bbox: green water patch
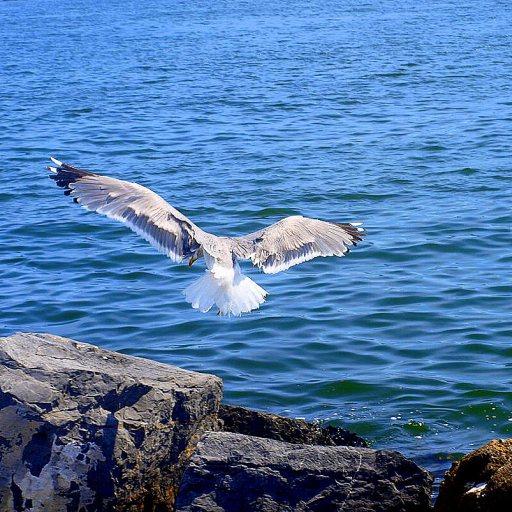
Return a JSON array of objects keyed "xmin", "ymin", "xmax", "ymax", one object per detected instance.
[
  {"xmin": 315, "ymin": 379, "xmax": 390, "ymax": 399},
  {"xmin": 402, "ymin": 420, "xmax": 430, "ymax": 436}
]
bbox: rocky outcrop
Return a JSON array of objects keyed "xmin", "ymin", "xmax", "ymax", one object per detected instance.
[
  {"xmin": 0, "ymin": 333, "xmax": 222, "ymax": 512},
  {"xmin": 435, "ymin": 438, "xmax": 512, "ymax": 512},
  {"xmin": 219, "ymin": 404, "xmax": 367, "ymax": 447},
  {"xmin": 0, "ymin": 332, "xmax": 435, "ymax": 512},
  {"xmin": 175, "ymin": 431, "xmax": 433, "ymax": 512}
]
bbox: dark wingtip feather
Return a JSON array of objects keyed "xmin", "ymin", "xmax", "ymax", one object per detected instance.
[
  {"xmin": 335, "ymin": 222, "xmax": 365, "ymax": 244},
  {"xmin": 47, "ymin": 157, "xmax": 95, "ymax": 194}
]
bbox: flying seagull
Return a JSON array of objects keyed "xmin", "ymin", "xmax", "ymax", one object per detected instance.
[{"xmin": 47, "ymin": 157, "xmax": 365, "ymax": 316}]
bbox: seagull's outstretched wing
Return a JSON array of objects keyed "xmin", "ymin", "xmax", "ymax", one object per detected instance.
[
  {"xmin": 235, "ymin": 215, "xmax": 364, "ymax": 274},
  {"xmin": 47, "ymin": 157, "xmax": 203, "ymax": 262}
]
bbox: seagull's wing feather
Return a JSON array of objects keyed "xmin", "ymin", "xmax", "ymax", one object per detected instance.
[
  {"xmin": 47, "ymin": 157, "xmax": 203, "ymax": 262},
  {"xmin": 236, "ymin": 215, "xmax": 364, "ymax": 274}
]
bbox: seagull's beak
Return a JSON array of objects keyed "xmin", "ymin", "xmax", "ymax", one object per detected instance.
[{"xmin": 188, "ymin": 254, "xmax": 198, "ymax": 267}]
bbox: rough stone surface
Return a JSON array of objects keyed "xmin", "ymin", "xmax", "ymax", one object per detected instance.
[
  {"xmin": 176, "ymin": 431, "xmax": 433, "ymax": 512},
  {"xmin": 435, "ymin": 438, "xmax": 512, "ymax": 512},
  {"xmin": 219, "ymin": 404, "xmax": 367, "ymax": 447},
  {"xmin": 0, "ymin": 332, "xmax": 222, "ymax": 512}
]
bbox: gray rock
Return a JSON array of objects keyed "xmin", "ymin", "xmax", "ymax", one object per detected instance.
[
  {"xmin": 219, "ymin": 404, "xmax": 367, "ymax": 447},
  {"xmin": 176, "ymin": 431, "xmax": 433, "ymax": 512},
  {"xmin": 0, "ymin": 332, "xmax": 222, "ymax": 512}
]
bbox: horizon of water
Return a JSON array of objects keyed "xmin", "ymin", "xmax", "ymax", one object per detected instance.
[{"xmin": 1, "ymin": 0, "xmax": 512, "ymax": 485}]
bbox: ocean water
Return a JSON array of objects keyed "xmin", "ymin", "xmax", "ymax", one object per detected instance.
[{"xmin": 1, "ymin": 0, "xmax": 511, "ymax": 485}]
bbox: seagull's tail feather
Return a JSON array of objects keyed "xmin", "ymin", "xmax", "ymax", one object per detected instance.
[{"xmin": 183, "ymin": 266, "xmax": 267, "ymax": 316}]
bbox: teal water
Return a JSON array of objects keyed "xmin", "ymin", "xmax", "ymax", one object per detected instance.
[{"xmin": 1, "ymin": 0, "xmax": 512, "ymax": 485}]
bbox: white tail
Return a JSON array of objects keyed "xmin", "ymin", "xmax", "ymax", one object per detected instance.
[{"xmin": 183, "ymin": 264, "xmax": 267, "ymax": 316}]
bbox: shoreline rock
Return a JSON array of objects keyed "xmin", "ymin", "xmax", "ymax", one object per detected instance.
[
  {"xmin": 0, "ymin": 332, "xmax": 435, "ymax": 511},
  {"xmin": 219, "ymin": 403, "xmax": 367, "ymax": 447},
  {"xmin": 176, "ymin": 431, "xmax": 433, "ymax": 512},
  {"xmin": 0, "ymin": 333, "xmax": 222, "ymax": 511},
  {"xmin": 435, "ymin": 438, "xmax": 512, "ymax": 512}
]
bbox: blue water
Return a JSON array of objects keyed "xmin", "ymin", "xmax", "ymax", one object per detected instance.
[{"xmin": 1, "ymin": 0, "xmax": 512, "ymax": 485}]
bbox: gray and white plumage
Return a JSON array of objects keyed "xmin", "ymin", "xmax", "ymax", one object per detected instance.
[{"xmin": 47, "ymin": 157, "xmax": 365, "ymax": 315}]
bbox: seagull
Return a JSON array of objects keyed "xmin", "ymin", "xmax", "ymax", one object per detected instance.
[{"xmin": 47, "ymin": 157, "xmax": 365, "ymax": 316}]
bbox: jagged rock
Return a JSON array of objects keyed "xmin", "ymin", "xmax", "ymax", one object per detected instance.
[
  {"xmin": 175, "ymin": 431, "xmax": 433, "ymax": 512},
  {"xmin": 0, "ymin": 332, "xmax": 222, "ymax": 512},
  {"xmin": 435, "ymin": 438, "xmax": 512, "ymax": 512},
  {"xmin": 219, "ymin": 404, "xmax": 367, "ymax": 447}
]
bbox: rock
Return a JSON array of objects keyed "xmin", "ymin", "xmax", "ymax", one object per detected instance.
[
  {"xmin": 219, "ymin": 404, "xmax": 367, "ymax": 447},
  {"xmin": 435, "ymin": 438, "xmax": 512, "ymax": 512},
  {"xmin": 175, "ymin": 431, "xmax": 433, "ymax": 512},
  {"xmin": 0, "ymin": 332, "xmax": 222, "ymax": 512}
]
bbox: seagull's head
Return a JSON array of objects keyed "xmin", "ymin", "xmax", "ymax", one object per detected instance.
[{"xmin": 188, "ymin": 247, "xmax": 203, "ymax": 267}]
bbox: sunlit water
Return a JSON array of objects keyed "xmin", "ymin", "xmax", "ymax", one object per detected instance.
[{"xmin": 2, "ymin": 0, "xmax": 512, "ymax": 486}]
